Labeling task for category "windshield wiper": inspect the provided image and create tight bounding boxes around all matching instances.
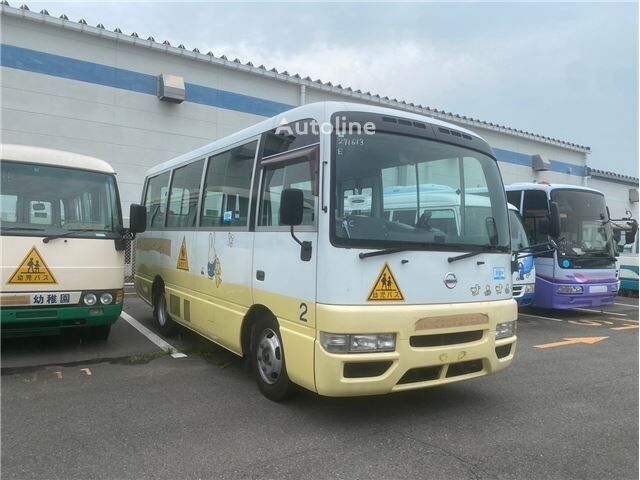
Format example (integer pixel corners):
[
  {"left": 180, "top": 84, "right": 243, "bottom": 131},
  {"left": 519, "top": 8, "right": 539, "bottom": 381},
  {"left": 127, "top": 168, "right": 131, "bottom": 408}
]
[
  {"left": 1, "top": 226, "right": 47, "bottom": 232},
  {"left": 359, "top": 247, "right": 414, "bottom": 259},
  {"left": 42, "top": 229, "right": 105, "bottom": 243},
  {"left": 448, "top": 246, "right": 506, "bottom": 263}
]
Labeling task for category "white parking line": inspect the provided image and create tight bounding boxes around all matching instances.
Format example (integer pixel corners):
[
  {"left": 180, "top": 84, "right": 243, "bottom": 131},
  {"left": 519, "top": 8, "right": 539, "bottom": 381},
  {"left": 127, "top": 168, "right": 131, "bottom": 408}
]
[
  {"left": 120, "top": 311, "right": 187, "bottom": 359},
  {"left": 614, "top": 302, "right": 638, "bottom": 307},
  {"left": 575, "top": 308, "right": 627, "bottom": 317},
  {"left": 519, "top": 313, "right": 564, "bottom": 322}
]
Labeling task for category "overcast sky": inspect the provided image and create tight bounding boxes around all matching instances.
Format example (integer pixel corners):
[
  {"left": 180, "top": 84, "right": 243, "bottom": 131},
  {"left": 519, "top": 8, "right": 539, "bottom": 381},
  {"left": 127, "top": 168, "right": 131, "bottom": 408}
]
[{"left": 27, "top": 1, "right": 640, "bottom": 177}]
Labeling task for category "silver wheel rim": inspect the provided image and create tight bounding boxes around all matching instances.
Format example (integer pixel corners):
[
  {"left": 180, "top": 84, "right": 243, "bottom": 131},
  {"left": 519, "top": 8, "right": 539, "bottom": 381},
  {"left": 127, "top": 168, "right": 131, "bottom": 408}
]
[
  {"left": 256, "top": 328, "right": 282, "bottom": 385},
  {"left": 157, "top": 294, "right": 168, "bottom": 327}
]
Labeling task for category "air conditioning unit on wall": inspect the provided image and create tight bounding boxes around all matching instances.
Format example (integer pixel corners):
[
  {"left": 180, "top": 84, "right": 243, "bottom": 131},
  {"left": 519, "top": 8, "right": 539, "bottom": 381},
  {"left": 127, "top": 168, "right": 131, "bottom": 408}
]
[{"left": 629, "top": 188, "right": 639, "bottom": 203}]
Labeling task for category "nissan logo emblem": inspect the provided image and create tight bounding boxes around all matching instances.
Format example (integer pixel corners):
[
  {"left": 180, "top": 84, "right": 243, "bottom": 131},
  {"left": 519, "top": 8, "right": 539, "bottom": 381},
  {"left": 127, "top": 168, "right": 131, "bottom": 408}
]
[{"left": 444, "top": 272, "right": 458, "bottom": 289}]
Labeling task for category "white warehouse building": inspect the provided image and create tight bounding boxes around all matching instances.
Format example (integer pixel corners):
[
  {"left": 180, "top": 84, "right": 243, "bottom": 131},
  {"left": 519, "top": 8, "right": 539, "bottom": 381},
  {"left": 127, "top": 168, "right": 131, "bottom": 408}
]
[{"left": 1, "top": 3, "right": 638, "bottom": 223}]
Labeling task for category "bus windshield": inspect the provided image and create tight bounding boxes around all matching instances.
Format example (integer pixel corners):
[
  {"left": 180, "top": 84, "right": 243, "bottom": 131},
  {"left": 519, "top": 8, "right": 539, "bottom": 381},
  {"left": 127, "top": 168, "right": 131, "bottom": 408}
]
[
  {"left": 551, "top": 189, "right": 615, "bottom": 258},
  {"left": 333, "top": 131, "right": 509, "bottom": 250},
  {"left": 0, "top": 161, "right": 121, "bottom": 237},
  {"left": 509, "top": 209, "right": 530, "bottom": 251}
]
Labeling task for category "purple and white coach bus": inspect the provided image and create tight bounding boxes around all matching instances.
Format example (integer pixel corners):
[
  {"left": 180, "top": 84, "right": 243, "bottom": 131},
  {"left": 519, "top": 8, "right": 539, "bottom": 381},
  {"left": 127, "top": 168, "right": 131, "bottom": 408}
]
[{"left": 505, "top": 183, "right": 619, "bottom": 309}]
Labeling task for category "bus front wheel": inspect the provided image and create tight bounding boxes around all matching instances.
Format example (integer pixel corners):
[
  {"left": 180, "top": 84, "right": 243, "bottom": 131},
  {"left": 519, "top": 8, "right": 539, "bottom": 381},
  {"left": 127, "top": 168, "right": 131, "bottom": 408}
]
[
  {"left": 86, "top": 324, "right": 111, "bottom": 341},
  {"left": 251, "top": 316, "right": 293, "bottom": 402},
  {"left": 154, "top": 291, "right": 178, "bottom": 337}
]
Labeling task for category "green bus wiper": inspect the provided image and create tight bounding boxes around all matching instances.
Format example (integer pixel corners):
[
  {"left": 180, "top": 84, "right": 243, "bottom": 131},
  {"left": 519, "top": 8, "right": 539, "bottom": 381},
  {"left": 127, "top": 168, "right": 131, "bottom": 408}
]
[
  {"left": 42, "top": 229, "right": 103, "bottom": 243},
  {"left": 1, "top": 226, "right": 46, "bottom": 232}
]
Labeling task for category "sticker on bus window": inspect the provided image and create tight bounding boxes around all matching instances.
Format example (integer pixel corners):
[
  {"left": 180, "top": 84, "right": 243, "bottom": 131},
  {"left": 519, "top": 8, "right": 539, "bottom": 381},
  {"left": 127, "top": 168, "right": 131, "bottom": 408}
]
[
  {"left": 176, "top": 237, "right": 190, "bottom": 271},
  {"left": 367, "top": 263, "right": 405, "bottom": 302},
  {"left": 7, "top": 246, "right": 57, "bottom": 284},
  {"left": 493, "top": 267, "right": 505, "bottom": 281},
  {"left": 223, "top": 211, "right": 233, "bottom": 222}
]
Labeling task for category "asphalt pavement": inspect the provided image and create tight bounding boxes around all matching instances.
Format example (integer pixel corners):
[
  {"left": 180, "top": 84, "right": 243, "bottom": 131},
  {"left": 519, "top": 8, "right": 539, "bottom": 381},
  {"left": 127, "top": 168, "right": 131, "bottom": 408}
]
[{"left": 1, "top": 294, "right": 638, "bottom": 480}]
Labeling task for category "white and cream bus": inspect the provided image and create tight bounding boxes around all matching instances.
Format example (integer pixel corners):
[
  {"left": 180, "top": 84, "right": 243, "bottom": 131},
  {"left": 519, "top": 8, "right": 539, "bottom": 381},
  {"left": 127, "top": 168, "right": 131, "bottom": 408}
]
[
  {"left": 135, "top": 102, "right": 517, "bottom": 400},
  {"left": 0, "top": 145, "right": 146, "bottom": 339}
]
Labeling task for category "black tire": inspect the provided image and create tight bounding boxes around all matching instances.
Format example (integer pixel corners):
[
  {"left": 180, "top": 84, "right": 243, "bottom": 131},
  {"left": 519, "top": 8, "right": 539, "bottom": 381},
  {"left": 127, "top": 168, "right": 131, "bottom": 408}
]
[
  {"left": 154, "top": 290, "right": 178, "bottom": 337},
  {"left": 87, "top": 324, "right": 111, "bottom": 341},
  {"left": 251, "top": 315, "right": 293, "bottom": 402}
]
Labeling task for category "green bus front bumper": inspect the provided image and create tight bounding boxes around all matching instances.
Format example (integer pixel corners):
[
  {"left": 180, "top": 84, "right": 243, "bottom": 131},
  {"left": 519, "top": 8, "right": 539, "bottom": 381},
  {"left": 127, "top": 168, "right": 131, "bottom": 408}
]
[{"left": 1, "top": 304, "right": 123, "bottom": 337}]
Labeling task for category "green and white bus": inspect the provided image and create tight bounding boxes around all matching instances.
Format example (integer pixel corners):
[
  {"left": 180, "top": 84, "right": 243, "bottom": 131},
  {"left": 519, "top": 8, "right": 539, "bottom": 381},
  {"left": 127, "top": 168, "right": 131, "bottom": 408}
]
[{"left": 0, "top": 144, "right": 146, "bottom": 339}]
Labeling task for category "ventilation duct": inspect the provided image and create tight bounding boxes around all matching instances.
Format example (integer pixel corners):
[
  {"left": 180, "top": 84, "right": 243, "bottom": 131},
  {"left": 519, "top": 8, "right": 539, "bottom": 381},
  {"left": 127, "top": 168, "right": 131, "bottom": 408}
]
[
  {"left": 157, "top": 74, "right": 185, "bottom": 103},
  {"left": 532, "top": 154, "right": 551, "bottom": 171}
]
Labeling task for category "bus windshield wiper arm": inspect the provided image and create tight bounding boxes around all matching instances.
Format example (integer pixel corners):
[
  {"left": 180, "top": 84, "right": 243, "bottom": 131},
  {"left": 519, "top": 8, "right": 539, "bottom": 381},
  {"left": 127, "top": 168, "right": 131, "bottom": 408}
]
[
  {"left": 42, "top": 229, "right": 99, "bottom": 243},
  {"left": 359, "top": 247, "right": 412, "bottom": 259},
  {"left": 1, "top": 226, "right": 46, "bottom": 231},
  {"left": 448, "top": 246, "right": 504, "bottom": 263}
]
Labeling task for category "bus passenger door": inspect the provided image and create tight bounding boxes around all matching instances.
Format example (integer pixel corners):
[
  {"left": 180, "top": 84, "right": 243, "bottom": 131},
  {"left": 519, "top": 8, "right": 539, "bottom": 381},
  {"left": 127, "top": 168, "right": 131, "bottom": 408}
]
[{"left": 252, "top": 146, "right": 319, "bottom": 391}]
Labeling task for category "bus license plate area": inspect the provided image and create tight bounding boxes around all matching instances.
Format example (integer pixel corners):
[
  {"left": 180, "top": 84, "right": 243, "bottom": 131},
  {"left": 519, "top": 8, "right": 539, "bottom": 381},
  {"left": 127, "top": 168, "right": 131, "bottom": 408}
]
[{"left": 589, "top": 285, "right": 608, "bottom": 294}]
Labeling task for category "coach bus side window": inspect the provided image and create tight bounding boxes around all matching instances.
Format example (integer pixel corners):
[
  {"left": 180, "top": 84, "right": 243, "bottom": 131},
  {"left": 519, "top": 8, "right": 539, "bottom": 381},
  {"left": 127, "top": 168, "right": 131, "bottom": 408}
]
[
  {"left": 144, "top": 172, "right": 170, "bottom": 228},
  {"left": 201, "top": 140, "right": 257, "bottom": 228},
  {"left": 522, "top": 190, "right": 549, "bottom": 244},
  {"left": 167, "top": 160, "right": 204, "bottom": 228},
  {"left": 258, "top": 152, "right": 318, "bottom": 228}
]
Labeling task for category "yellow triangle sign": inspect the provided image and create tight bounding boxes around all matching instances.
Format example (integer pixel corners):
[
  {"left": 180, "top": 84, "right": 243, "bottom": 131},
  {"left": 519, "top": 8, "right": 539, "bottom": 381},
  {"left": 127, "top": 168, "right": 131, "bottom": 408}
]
[
  {"left": 367, "top": 262, "right": 404, "bottom": 302},
  {"left": 7, "top": 246, "right": 57, "bottom": 284},
  {"left": 176, "top": 237, "right": 189, "bottom": 271}
]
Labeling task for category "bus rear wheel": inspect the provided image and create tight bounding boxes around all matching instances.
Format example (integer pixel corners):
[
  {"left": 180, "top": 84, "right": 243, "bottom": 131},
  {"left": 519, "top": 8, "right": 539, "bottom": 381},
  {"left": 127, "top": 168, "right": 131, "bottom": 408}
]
[
  {"left": 154, "top": 291, "right": 178, "bottom": 337},
  {"left": 251, "top": 316, "right": 293, "bottom": 402}
]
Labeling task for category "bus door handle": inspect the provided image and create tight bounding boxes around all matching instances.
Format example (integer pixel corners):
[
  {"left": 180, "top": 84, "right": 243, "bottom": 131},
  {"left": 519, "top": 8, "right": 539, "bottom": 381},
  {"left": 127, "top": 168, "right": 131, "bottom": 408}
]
[{"left": 256, "top": 270, "right": 265, "bottom": 281}]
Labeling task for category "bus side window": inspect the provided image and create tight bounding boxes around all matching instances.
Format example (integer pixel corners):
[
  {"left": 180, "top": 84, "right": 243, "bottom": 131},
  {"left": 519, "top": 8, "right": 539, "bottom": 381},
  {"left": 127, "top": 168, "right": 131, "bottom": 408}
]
[
  {"left": 522, "top": 190, "right": 549, "bottom": 244},
  {"left": 200, "top": 140, "right": 257, "bottom": 228},
  {"left": 166, "top": 160, "right": 204, "bottom": 228},
  {"left": 144, "top": 172, "right": 171, "bottom": 228},
  {"left": 0, "top": 194, "right": 17, "bottom": 222},
  {"left": 258, "top": 151, "right": 318, "bottom": 228}
]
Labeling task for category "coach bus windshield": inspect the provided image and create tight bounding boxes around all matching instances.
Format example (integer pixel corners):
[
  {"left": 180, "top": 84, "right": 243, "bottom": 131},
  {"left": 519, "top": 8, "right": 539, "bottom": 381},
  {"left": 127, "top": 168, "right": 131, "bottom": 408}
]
[
  {"left": 0, "top": 161, "right": 122, "bottom": 238},
  {"left": 551, "top": 189, "right": 615, "bottom": 259},
  {"left": 334, "top": 131, "right": 509, "bottom": 251}
]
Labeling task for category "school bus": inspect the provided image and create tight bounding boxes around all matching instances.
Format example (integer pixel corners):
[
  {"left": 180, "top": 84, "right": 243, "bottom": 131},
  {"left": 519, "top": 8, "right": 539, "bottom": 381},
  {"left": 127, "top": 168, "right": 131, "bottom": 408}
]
[
  {"left": 135, "top": 102, "right": 517, "bottom": 400},
  {"left": 0, "top": 145, "right": 146, "bottom": 339}
]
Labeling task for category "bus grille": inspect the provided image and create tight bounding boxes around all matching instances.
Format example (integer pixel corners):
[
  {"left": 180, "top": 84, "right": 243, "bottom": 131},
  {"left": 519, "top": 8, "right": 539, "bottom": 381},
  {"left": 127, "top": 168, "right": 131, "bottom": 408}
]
[
  {"left": 512, "top": 285, "right": 524, "bottom": 297},
  {"left": 410, "top": 330, "right": 483, "bottom": 348}
]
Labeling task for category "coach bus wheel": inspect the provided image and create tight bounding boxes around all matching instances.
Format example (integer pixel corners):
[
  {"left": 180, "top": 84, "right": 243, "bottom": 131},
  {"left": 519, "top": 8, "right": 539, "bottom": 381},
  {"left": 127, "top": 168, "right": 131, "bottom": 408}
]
[
  {"left": 86, "top": 324, "right": 111, "bottom": 341},
  {"left": 154, "top": 291, "right": 178, "bottom": 337},
  {"left": 252, "top": 316, "right": 293, "bottom": 402}
]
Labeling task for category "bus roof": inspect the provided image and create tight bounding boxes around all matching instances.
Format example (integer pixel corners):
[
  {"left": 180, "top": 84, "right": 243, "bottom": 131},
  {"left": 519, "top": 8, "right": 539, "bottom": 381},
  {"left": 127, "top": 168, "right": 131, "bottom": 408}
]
[
  {"left": 145, "top": 101, "right": 488, "bottom": 177},
  {"left": 505, "top": 182, "right": 604, "bottom": 196},
  {"left": 0, "top": 144, "right": 115, "bottom": 174}
]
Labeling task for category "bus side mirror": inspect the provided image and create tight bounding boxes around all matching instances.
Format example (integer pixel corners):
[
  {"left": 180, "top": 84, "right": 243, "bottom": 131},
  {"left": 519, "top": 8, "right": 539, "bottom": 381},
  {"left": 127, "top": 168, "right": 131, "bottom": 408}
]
[
  {"left": 280, "top": 188, "right": 304, "bottom": 226},
  {"left": 548, "top": 201, "right": 561, "bottom": 238},
  {"left": 129, "top": 204, "right": 147, "bottom": 235},
  {"left": 626, "top": 221, "right": 638, "bottom": 245},
  {"left": 280, "top": 188, "right": 312, "bottom": 261}
]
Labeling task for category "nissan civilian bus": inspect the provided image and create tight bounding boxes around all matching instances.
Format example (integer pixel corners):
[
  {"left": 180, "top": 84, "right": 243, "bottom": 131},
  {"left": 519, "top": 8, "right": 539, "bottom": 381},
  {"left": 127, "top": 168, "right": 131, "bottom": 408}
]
[
  {"left": 135, "top": 102, "right": 517, "bottom": 400},
  {"left": 0, "top": 145, "right": 146, "bottom": 339}
]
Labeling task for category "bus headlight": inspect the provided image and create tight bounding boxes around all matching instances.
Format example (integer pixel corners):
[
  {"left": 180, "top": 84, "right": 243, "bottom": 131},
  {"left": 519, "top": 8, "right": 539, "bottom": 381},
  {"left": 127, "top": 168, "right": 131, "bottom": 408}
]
[
  {"left": 100, "top": 292, "right": 114, "bottom": 305},
  {"left": 557, "top": 285, "right": 583, "bottom": 294},
  {"left": 496, "top": 321, "right": 517, "bottom": 340},
  {"left": 83, "top": 293, "right": 97, "bottom": 306},
  {"left": 524, "top": 284, "right": 535, "bottom": 294},
  {"left": 320, "top": 332, "right": 396, "bottom": 353}
]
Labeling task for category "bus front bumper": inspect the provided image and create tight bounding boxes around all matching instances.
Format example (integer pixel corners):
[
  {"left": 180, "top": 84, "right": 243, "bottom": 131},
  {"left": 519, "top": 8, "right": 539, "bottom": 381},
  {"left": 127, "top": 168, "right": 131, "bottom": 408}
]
[
  {"left": 1, "top": 304, "right": 122, "bottom": 337},
  {"left": 534, "top": 276, "right": 617, "bottom": 309},
  {"left": 313, "top": 300, "right": 517, "bottom": 397}
]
